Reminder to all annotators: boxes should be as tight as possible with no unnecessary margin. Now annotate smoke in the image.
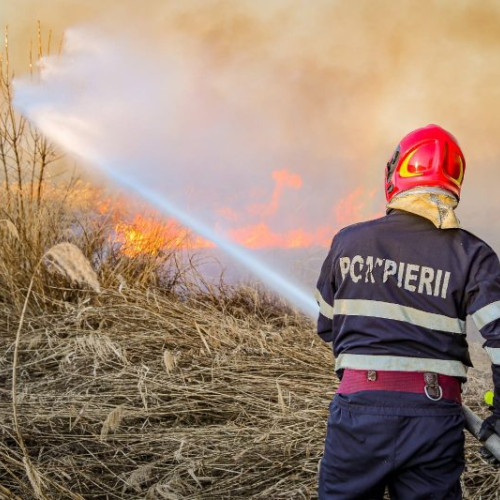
[8,0,500,298]
[13,9,387,241]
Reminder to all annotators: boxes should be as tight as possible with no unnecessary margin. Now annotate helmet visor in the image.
[399,142,437,178]
[445,153,464,187]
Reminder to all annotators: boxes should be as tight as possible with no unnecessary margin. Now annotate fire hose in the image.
[463,405,500,461]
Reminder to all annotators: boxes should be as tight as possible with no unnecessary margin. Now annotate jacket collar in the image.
[386,188,460,229]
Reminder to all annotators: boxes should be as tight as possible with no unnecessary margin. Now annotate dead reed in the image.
[0,286,333,498]
[10,242,101,500]
[1,285,499,499]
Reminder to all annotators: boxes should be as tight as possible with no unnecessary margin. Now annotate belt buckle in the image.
[424,372,443,401]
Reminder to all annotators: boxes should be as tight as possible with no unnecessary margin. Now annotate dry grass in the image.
[0,286,333,498]
[0,218,20,240]
[9,242,104,500]
[461,344,500,498]
[1,285,499,498]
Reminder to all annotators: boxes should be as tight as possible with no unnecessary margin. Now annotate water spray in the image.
[12,30,318,318]
[101,159,319,318]
[14,110,318,317]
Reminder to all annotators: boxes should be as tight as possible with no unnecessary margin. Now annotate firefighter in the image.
[315,124,500,499]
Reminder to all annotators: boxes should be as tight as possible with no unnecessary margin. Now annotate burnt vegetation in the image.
[0,29,499,499]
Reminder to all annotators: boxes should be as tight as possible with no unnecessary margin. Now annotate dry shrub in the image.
[43,243,101,293]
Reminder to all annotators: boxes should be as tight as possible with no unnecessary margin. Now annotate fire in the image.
[219,171,380,250]
[70,170,381,258]
[114,214,214,258]
[334,186,373,227]
[228,223,331,249]
[248,169,303,217]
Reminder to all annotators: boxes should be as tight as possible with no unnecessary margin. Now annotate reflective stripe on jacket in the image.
[316,210,500,386]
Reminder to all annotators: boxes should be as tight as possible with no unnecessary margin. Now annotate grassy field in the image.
[1,38,499,499]
[1,277,333,498]
[1,273,499,499]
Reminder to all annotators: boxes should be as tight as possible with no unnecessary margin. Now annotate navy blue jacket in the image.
[316,210,500,413]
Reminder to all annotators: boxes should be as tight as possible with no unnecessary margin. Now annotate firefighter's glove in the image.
[478,414,500,441]
[479,446,500,467]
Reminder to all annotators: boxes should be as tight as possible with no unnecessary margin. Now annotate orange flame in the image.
[68,173,381,257]
[228,223,331,249]
[248,169,303,217]
[115,214,214,258]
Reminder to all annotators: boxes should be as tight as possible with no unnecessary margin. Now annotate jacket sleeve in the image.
[315,238,337,343]
[466,245,500,416]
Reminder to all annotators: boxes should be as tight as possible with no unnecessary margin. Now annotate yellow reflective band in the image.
[449,156,464,187]
[315,289,334,319]
[335,353,468,378]
[485,347,500,365]
[399,149,423,178]
[333,299,465,334]
[471,301,500,330]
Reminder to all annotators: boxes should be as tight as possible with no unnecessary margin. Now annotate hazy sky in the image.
[4,0,500,249]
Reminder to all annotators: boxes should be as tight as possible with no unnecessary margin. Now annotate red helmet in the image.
[385,124,466,202]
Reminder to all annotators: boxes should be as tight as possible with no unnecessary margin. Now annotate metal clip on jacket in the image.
[424,372,443,401]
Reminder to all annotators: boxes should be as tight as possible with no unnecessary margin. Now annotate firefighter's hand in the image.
[478,414,500,441]
[479,446,500,467]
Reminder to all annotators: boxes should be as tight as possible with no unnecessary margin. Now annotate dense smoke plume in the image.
[7,1,500,295]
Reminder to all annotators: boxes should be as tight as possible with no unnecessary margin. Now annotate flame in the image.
[248,169,303,218]
[219,172,380,250]
[228,223,331,249]
[333,186,383,228]
[109,176,380,256]
[114,214,214,258]
[47,175,381,258]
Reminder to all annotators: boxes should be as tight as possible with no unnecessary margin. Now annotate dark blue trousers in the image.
[319,392,465,499]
